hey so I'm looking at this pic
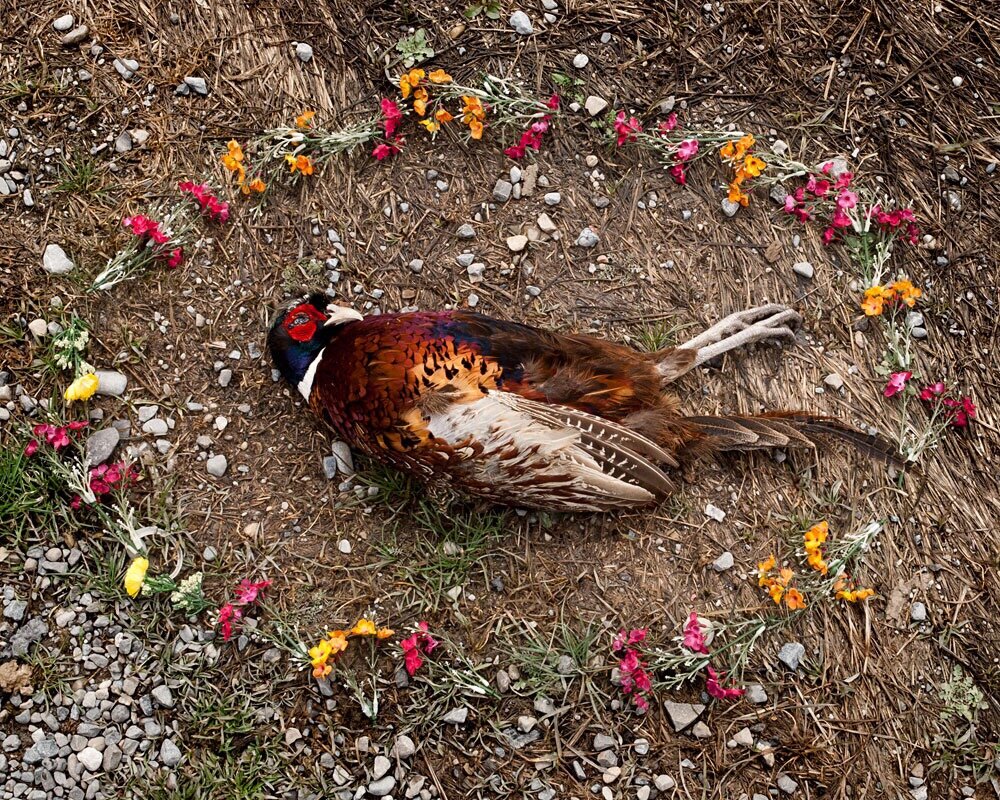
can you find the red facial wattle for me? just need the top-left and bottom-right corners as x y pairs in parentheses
(283, 304), (327, 342)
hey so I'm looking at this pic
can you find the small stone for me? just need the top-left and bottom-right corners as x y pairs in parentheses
(572, 53), (589, 69)
(518, 715), (537, 733)
(509, 10), (533, 34)
(159, 739), (182, 767)
(585, 96), (608, 116)
(295, 42), (314, 62)
(218, 368), (233, 387)
(536, 213), (557, 233)
(910, 327), (928, 340)
(331, 440), (354, 475)
(322, 456), (339, 479)
(62, 24), (89, 45)
(53, 14), (74, 30)
(777, 641), (806, 671)
(721, 198), (740, 217)
(372, 755), (391, 780)
(691, 722), (711, 739)
(945, 191), (962, 211)
(952, 75), (964, 88)
(663, 702), (704, 732)
(507, 234), (528, 252)
(495, 669), (511, 693)
(704, 503), (726, 522)
(142, 418), (168, 436)
(592, 195), (610, 209)
(152, 685), (175, 708)
(442, 707), (469, 725)
(393, 734), (415, 759)
(910, 788), (928, 800)
(78, 746), (102, 772)
(409, 258), (424, 274)
(792, 261), (814, 279)
(824, 373), (845, 391)
(574, 227), (599, 248)
(712, 551), (734, 571)
(113, 58), (139, 80)
(770, 184), (789, 205)
(910, 602), (927, 622)
(184, 76), (209, 95)
(368, 776), (396, 797)
(556, 654), (575, 674)
(206, 455), (228, 477)
(777, 774), (799, 795)
(493, 179), (513, 202)
(95, 370), (127, 396)
(3, 599), (27, 621)
(654, 775), (675, 791)
(456, 223), (476, 239)
(28, 319), (48, 337)
(746, 683), (768, 704)
(593, 733), (615, 751)
(733, 727), (754, 747)
(338, 539), (352, 554)
(85, 427), (120, 466)
(543, 192), (561, 206)
(43, 244), (74, 274)
(114, 131), (133, 153)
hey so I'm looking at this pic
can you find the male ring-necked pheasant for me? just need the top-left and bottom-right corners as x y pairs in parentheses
(269, 295), (900, 512)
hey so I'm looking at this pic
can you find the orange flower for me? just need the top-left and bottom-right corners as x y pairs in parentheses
(221, 140), (247, 184)
(350, 618), (378, 636)
(468, 119), (483, 140)
(835, 577), (875, 603)
(757, 554), (776, 586)
(777, 567), (794, 586)
(728, 181), (749, 206)
(327, 630), (349, 652)
(295, 110), (316, 129)
(376, 627), (394, 639)
(413, 98), (428, 116)
(784, 587), (806, 610)
(804, 521), (829, 574)
(720, 134), (755, 164)
(861, 285), (892, 316)
(767, 582), (784, 604)
(285, 153), (315, 176)
(420, 118), (440, 134)
(399, 68), (426, 99)
(891, 279), (922, 307)
(428, 69), (452, 84)
(461, 95), (486, 122)
(247, 177), (266, 193)
(434, 108), (454, 123)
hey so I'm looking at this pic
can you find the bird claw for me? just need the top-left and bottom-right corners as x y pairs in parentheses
(675, 304), (803, 371)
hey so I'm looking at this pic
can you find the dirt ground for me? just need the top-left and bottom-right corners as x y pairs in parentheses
(3, 0), (999, 798)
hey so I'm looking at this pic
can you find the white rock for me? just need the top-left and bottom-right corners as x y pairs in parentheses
(159, 739), (182, 767)
(777, 774), (799, 795)
(704, 503), (726, 522)
(543, 192), (561, 205)
(392, 734), (416, 759)
(952, 76), (963, 88)
(537, 213), (557, 233)
(712, 551), (734, 571)
(43, 244), (74, 274)
(574, 227), (599, 248)
(113, 58), (139, 80)
(206, 455), (228, 477)
(654, 775), (676, 791)
(506, 234), (528, 253)
(442, 707), (469, 725)
(573, 53), (589, 69)
(338, 539), (352, 554)
(184, 76), (209, 95)
(331, 441), (354, 475)
(295, 42), (313, 62)
(62, 25), (89, 45)
(721, 198), (740, 217)
(53, 14), (74, 30)
(95, 370), (127, 396)
(911, 601), (927, 622)
(585, 95), (608, 116)
(141, 419), (168, 436)
(509, 10), (533, 34)
(78, 746), (102, 772)
(792, 261), (814, 279)
(28, 319), (48, 338)
(824, 373), (844, 391)
(372, 755), (391, 780)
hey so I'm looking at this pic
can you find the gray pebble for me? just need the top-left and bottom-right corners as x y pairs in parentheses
(159, 738), (182, 767)
(95, 370), (127, 396)
(295, 42), (313, 62)
(367, 776), (395, 797)
(113, 58), (139, 80)
(206, 454), (228, 477)
(218, 369), (233, 387)
(910, 602), (927, 622)
(493, 179), (513, 203)
(777, 641), (805, 671)
(62, 25), (89, 45)
(43, 244), (74, 274)
(574, 227), (600, 248)
(509, 10), (533, 34)
(712, 551), (734, 571)
(114, 131), (133, 153)
(456, 223), (476, 239)
(183, 76), (209, 95)
(151, 684), (175, 708)
(442, 707), (469, 725)
(721, 198), (740, 217)
(53, 14), (74, 30)
(792, 261), (814, 279)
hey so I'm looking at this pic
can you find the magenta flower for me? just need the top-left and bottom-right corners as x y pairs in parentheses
(783, 195), (797, 213)
(657, 113), (678, 135)
(682, 612), (709, 654)
(822, 227), (836, 245)
(676, 139), (699, 161)
(380, 98), (403, 138)
(234, 579), (271, 605)
(612, 628), (647, 652)
(24, 440), (39, 457)
(705, 666), (744, 700)
(669, 163), (687, 185)
(919, 382), (945, 401)
(613, 111), (642, 146)
(836, 189), (858, 210)
(883, 371), (912, 398)
(546, 93), (561, 110)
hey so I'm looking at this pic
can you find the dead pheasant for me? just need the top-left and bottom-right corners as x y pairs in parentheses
(269, 294), (900, 512)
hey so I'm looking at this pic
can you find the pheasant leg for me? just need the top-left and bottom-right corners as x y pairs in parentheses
(657, 304), (802, 380)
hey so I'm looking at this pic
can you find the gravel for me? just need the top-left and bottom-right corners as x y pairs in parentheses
(442, 706), (469, 724)
(78, 746), (103, 772)
(85, 427), (120, 465)
(206, 454), (228, 477)
(456, 223), (476, 239)
(507, 234), (528, 252)
(43, 244), (75, 274)
(543, 191), (561, 205)
(824, 373), (845, 391)
(721, 198), (741, 217)
(585, 96), (608, 116)
(778, 641), (806, 671)
(159, 738), (182, 767)
(663, 702), (704, 732)
(493, 179), (513, 202)
(509, 10), (533, 34)
(113, 58), (139, 80)
(746, 683), (769, 704)
(62, 25), (89, 45)
(910, 601), (927, 622)
(593, 733), (615, 751)
(573, 53), (590, 68)
(331, 440), (354, 475)
(712, 551), (735, 571)
(574, 227), (599, 248)
(152, 684), (175, 708)
(367, 776), (396, 797)
(792, 261), (814, 279)
(777, 774), (799, 794)
(392, 734), (415, 759)
(295, 42), (313, 62)
(53, 13), (74, 30)
(95, 370), (127, 396)
(184, 76), (209, 95)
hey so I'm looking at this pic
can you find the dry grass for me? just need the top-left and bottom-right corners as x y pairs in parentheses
(3, 0), (999, 797)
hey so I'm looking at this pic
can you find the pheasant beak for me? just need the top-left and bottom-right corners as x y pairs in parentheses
(323, 304), (364, 327)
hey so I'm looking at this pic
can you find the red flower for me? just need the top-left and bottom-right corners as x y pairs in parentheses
(24, 440), (39, 457)
(682, 613), (709, 654)
(400, 621), (437, 676)
(947, 396), (976, 428)
(218, 603), (242, 641)
(372, 139), (402, 161)
(234, 579), (271, 605)
(165, 248), (184, 269)
(70, 495), (82, 510)
(179, 181), (230, 224)
(381, 98), (403, 138)
(669, 163), (687, 185)
(705, 666), (744, 701)
(504, 115), (553, 160)
(919, 382), (945, 401)
(613, 111), (642, 146)
(657, 113), (678, 135)
(612, 628), (647, 652)
(883, 371), (912, 398)
(546, 93), (561, 110)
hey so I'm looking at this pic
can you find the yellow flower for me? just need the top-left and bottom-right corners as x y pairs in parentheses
(434, 108), (454, 123)
(784, 587), (806, 610)
(295, 110), (316, 129)
(420, 118), (440, 134)
(350, 618), (378, 636)
(469, 119), (483, 140)
(428, 69), (452, 84)
(742, 154), (766, 177)
(124, 557), (149, 598)
(64, 372), (99, 403)
(767, 582), (784, 604)
(327, 631), (349, 653)
(309, 639), (333, 666)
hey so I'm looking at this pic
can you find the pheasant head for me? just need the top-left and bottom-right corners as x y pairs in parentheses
(267, 293), (361, 399)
